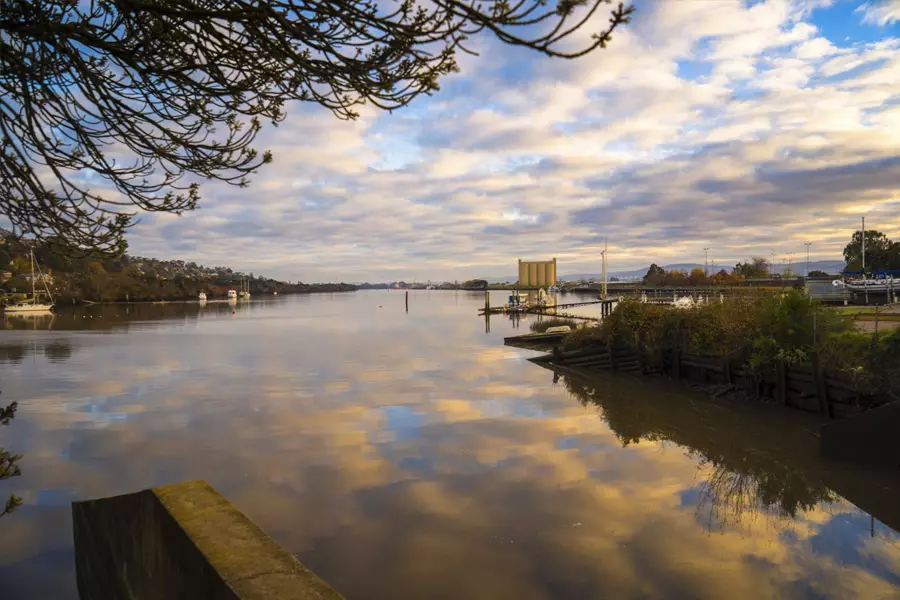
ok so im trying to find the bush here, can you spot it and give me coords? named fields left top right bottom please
left=566, top=290, right=866, bottom=380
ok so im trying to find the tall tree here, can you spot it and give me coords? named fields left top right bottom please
left=843, top=230, right=899, bottom=272
left=734, top=257, right=769, bottom=279
left=643, top=263, right=665, bottom=285
left=0, top=0, right=634, bottom=255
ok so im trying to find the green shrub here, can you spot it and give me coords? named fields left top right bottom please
left=565, top=290, right=890, bottom=392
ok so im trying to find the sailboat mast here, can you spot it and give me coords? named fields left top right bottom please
left=601, top=238, right=608, bottom=300
left=30, top=250, right=36, bottom=301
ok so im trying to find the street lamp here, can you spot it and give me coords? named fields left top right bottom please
left=804, top=242, right=812, bottom=276
left=704, top=247, right=710, bottom=276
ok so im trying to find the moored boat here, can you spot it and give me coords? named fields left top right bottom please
left=4, top=250, right=54, bottom=314
left=833, top=277, right=899, bottom=293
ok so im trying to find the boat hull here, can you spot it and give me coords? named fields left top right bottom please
left=5, top=304, right=54, bottom=313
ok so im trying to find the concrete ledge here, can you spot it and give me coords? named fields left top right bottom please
left=73, top=480, right=345, bottom=599
left=820, top=401, right=900, bottom=470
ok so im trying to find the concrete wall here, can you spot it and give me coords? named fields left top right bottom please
left=73, top=480, right=345, bottom=600
left=820, top=401, right=900, bottom=469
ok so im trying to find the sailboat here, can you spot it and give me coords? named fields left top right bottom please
left=238, top=277, right=251, bottom=299
left=4, top=250, right=54, bottom=313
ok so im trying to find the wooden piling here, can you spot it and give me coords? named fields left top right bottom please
left=776, top=361, right=787, bottom=406
left=811, top=352, right=830, bottom=417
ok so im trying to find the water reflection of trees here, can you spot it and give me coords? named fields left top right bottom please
left=556, top=370, right=835, bottom=528
left=0, top=400, right=22, bottom=520
left=0, top=344, right=27, bottom=364
left=0, top=300, right=248, bottom=334
left=43, top=341, right=73, bottom=363
left=0, top=340, right=75, bottom=365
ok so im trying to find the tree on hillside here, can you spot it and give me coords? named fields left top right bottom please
left=663, top=269, right=688, bottom=286
left=1, top=0, right=634, bottom=255
left=643, top=263, right=665, bottom=285
left=734, top=257, right=770, bottom=279
left=710, top=268, right=741, bottom=285
left=807, top=270, right=829, bottom=277
left=843, top=230, right=900, bottom=272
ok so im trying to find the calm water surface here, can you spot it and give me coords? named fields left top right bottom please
left=0, top=291, right=898, bottom=599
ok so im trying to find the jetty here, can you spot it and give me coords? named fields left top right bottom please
left=478, top=292, right=619, bottom=320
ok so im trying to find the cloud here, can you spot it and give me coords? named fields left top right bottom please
left=116, top=0, right=900, bottom=282
left=855, top=0, right=900, bottom=26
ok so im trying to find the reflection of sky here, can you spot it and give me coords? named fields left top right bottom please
left=0, top=291, right=898, bottom=599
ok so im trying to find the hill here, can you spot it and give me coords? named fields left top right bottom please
left=0, top=236, right=354, bottom=303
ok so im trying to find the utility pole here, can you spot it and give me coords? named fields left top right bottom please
left=704, top=247, right=710, bottom=276
left=771, top=249, right=776, bottom=277
left=601, top=238, right=608, bottom=300
left=804, top=242, right=812, bottom=276
left=862, top=216, right=868, bottom=305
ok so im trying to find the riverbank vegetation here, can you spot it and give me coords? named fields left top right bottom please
left=564, top=290, right=900, bottom=400
left=640, top=256, right=811, bottom=287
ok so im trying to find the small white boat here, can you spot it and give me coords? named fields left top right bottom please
left=198, top=292, right=207, bottom=301
left=535, top=288, right=554, bottom=307
left=227, top=290, right=237, bottom=299
left=4, top=250, right=54, bottom=313
left=5, top=301, right=54, bottom=313
left=548, top=285, right=560, bottom=293
left=545, top=325, right=572, bottom=333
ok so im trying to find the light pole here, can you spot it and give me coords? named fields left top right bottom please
left=862, top=216, right=868, bottom=305
left=771, top=249, right=776, bottom=277
left=804, top=242, right=812, bottom=276
left=704, top=247, right=710, bottom=276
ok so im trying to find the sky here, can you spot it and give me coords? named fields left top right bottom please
left=123, top=0, right=900, bottom=283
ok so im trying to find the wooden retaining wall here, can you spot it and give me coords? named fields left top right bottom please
left=533, top=345, right=881, bottom=420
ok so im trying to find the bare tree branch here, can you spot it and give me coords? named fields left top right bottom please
left=0, top=0, right=633, bottom=255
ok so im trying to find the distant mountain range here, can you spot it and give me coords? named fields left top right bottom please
left=479, top=260, right=847, bottom=284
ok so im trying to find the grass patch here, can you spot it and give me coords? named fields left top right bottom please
left=530, top=317, right=577, bottom=333
left=828, top=306, right=881, bottom=314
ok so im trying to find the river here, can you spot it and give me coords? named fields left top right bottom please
left=0, top=291, right=897, bottom=599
